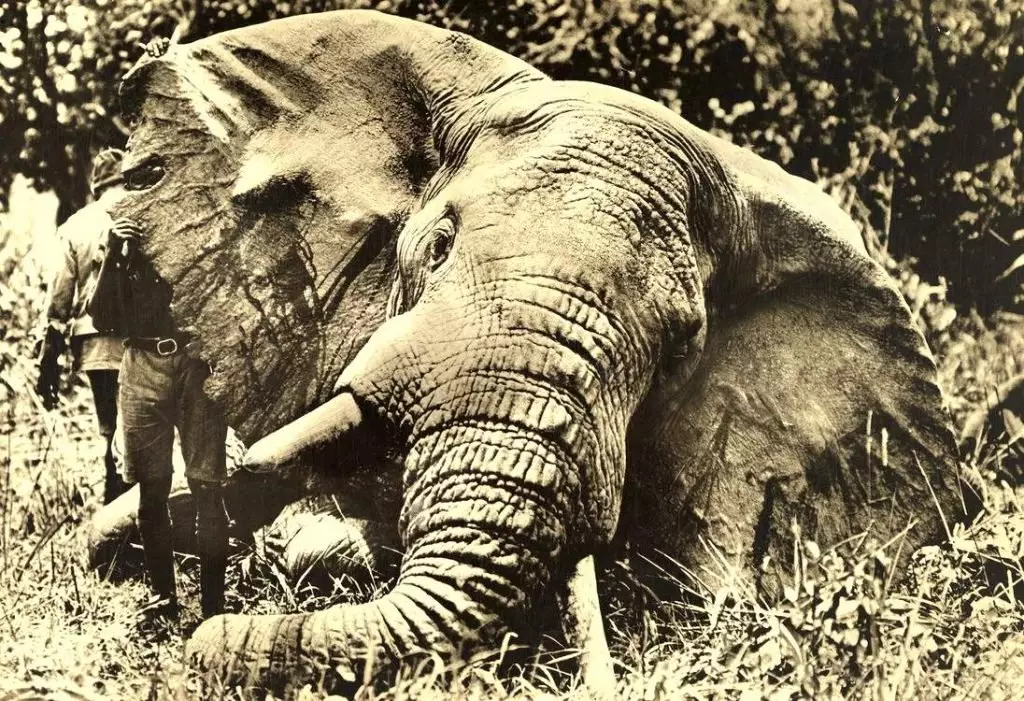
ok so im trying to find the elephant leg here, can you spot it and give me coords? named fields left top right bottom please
left=87, top=424, right=306, bottom=582
left=263, top=503, right=402, bottom=594
left=560, top=555, right=615, bottom=701
left=87, top=485, right=141, bottom=578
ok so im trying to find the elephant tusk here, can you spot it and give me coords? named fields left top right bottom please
left=243, top=392, right=363, bottom=473
left=560, top=554, right=616, bottom=701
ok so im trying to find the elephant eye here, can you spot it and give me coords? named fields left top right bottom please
left=426, top=219, right=455, bottom=272
left=124, top=159, right=166, bottom=191
left=394, top=213, right=457, bottom=312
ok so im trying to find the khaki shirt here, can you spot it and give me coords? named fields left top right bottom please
left=44, top=188, right=125, bottom=370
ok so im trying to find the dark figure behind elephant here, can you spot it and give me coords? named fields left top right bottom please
left=89, top=9, right=970, bottom=696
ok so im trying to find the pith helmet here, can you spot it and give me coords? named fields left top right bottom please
left=90, top=148, right=124, bottom=195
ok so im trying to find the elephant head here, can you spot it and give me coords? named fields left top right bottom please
left=114, top=9, right=965, bottom=695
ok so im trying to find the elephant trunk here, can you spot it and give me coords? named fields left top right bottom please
left=188, top=580, right=478, bottom=694
left=189, top=419, right=578, bottom=695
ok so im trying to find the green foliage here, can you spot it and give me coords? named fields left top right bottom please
left=1, top=0, right=1021, bottom=303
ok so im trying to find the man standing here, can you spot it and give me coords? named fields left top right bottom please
left=89, top=213, right=229, bottom=621
left=37, top=149, right=129, bottom=505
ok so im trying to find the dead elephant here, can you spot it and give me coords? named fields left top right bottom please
left=99, top=9, right=968, bottom=696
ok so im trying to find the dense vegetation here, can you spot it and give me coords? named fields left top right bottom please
left=1, top=0, right=1023, bottom=698
left=1, top=0, right=1021, bottom=308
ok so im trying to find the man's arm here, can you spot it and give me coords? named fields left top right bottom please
left=87, top=218, right=142, bottom=334
left=35, top=233, right=76, bottom=409
left=45, top=234, right=78, bottom=327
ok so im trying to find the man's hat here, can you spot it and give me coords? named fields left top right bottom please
left=90, top=148, right=124, bottom=195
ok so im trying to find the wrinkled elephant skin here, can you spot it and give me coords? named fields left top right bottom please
left=113, top=9, right=965, bottom=696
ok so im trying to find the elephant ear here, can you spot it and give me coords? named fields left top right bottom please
left=114, top=10, right=544, bottom=440
left=629, top=134, right=967, bottom=591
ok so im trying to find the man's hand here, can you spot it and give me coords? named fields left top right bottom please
left=145, top=37, right=171, bottom=58
left=35, top=325, right=66, bottom=411
left=106, top=217, right=144, bottom=258
left=91, top=218, right=143, bottom=335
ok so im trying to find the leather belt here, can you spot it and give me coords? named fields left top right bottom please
left=124, top=336, right=189, bottom=357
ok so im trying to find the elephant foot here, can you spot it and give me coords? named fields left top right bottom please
left=263, top=506, right=402, bottom=594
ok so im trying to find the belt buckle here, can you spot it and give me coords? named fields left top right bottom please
left=156, top=338, right=178, bottom=356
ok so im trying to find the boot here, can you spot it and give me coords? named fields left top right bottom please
left=193, top=480, right=230, bottom=619
left=137, top=477, right=178, bottom=616
left=200, top=552, right=227, bottom=618
left=138, top=531, right=179, bottom=623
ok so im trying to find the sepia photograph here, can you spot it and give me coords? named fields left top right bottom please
left=0, top=1, right=1022, bottom=698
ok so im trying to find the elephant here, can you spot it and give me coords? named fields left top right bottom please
left=105, top=8, right=967, bottom=696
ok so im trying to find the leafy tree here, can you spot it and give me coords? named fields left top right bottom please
left=1, top=0, right=1021, bottom=308
left=528, top=0, right=1024, bottom=309
left=1, top=1, right=161, bottom=220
